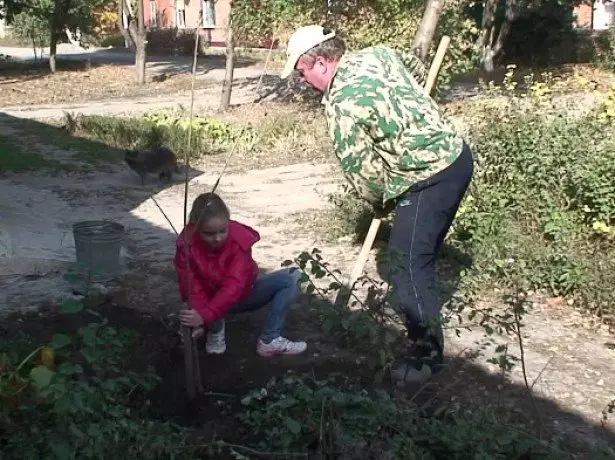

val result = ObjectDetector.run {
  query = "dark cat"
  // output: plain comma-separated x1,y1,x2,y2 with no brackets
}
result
125,147,181,185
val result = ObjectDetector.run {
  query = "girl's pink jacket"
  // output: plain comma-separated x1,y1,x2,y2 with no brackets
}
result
173,220,260,325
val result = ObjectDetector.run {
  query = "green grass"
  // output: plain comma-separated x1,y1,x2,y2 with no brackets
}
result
0,135,62,173
1,117,126,171
36,122,126,165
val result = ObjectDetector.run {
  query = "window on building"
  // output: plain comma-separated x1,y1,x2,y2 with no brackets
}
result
175,0,186,28
150,0,158,27
202,0,216,27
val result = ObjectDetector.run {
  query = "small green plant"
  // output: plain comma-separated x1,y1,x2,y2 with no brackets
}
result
238,373,561,458
71,110,257,161
144,109,258,151
283,248,404,378
320,186,374,243
0,298,204,459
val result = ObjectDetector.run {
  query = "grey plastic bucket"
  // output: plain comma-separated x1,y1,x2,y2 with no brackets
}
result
72,220,125,282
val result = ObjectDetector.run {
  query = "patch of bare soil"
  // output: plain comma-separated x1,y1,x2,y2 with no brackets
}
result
0,296,372,443
0,62,216,107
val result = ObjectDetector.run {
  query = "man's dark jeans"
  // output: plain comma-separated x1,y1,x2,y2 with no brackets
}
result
388,143,474,364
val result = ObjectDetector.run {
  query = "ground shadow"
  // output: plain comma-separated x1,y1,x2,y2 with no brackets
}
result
0,59,103,84
1,48,260,81
0,112,204,180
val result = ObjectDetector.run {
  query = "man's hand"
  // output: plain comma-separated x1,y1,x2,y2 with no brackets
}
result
373,200,396,219
179,309,205,328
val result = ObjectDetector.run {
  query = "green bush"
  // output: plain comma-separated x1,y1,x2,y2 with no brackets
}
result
593,28,615,70
10,11,49,50
71,110,257,160
239,374,562,458
146,28,199,56
321,186,374,243
99,33,125,48
232,0,479,92
99,29,201,55
453,76,615,312
0,300,203,459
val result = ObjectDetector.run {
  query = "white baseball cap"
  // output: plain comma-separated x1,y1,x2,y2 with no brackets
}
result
280,25,336,79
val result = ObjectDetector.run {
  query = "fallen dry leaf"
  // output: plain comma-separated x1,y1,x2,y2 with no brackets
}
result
0,62,214,107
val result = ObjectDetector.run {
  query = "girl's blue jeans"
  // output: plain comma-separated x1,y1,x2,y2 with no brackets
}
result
209,268,302,343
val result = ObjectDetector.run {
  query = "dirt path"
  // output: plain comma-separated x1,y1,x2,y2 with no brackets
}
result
0,84,255,120
0,72,286,120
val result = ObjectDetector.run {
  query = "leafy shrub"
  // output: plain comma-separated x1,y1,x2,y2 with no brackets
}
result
71,110,257,160
99,33,125,48
321,186,374,243
239,373,561,458
453,71,615,312
593,28,615,70
232,0,479,93
322,68,615,318
0,299,203,459
10,11,49,51
99,29,200,54
146,28,199,56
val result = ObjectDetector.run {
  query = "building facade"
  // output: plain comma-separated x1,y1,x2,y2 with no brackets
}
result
143,0,230,46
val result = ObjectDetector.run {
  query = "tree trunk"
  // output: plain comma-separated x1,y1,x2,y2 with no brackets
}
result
411,0,445,62
477,0,524,72
49,28,58,73
220,22,235,111
482,47,496,72
476,0,497,51
31,35,38,60
135,0,147,84
118,0,136,50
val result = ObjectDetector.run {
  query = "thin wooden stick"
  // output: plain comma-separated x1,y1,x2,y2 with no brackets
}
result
180,16,204,400
333,35,452,310
514,306,545,437
150,196,178,235
424,35,451,94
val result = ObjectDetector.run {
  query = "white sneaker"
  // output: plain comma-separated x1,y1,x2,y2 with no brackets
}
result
206,324,226,354
257,336,307,357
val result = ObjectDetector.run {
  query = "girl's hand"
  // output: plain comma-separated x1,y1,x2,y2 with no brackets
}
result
179,309,205,328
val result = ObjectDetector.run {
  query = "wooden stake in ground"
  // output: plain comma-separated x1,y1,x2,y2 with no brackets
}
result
220,18,235,111
180,19,205,401
333,35,452,310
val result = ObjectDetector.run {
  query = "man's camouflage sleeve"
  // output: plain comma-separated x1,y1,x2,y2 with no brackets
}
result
398,50,427,87
328,102,383,207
